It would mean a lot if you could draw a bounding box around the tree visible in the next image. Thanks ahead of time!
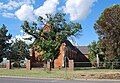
[22,13,82,61]
[88,41,105,67]
[6,39,30,67]
[88,41,99,62]
[8,39,30,62]
[94,5,120,61]
[0,24,12,62]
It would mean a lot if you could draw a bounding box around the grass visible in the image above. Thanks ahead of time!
[0,68,65,79]
[0,68,120,79]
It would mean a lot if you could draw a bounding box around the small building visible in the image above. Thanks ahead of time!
[54,40,91,67]
[30,23,91,68]
[76,46,89,58]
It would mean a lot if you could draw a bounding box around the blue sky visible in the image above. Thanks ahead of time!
[0,0,120,45]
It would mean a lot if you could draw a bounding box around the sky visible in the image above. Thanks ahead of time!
[0,0,120,46]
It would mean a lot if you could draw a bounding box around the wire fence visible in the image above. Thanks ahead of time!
[74,62,120,70]
[0,63,6,68]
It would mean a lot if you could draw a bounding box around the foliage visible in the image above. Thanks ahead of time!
[0,24,12,62]
[22,13,82,60]
[88,41,99,62]
[8,39,30,62]
[88,41,106,67]
[94,5,120,61]
[12,62,19,67]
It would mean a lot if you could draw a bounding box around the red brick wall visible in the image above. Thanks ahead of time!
[54,43,65,67]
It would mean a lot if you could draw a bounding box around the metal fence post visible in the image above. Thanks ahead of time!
[64,56,67,78]
[112,62,113,70]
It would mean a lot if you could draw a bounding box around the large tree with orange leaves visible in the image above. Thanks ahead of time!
[94,5,120,61]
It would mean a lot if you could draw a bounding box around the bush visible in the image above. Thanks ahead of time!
[12,62,19,67]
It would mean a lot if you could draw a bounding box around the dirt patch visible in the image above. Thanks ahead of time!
[71,72,120,79]
[99,72,120,79]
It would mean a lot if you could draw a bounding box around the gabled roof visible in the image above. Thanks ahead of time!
[76,46,88,54]
[62,40,89,55]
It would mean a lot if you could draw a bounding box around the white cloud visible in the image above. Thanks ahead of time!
[34,0,59,18]
[1,12,15,18]
[7,0,20,10]
[20,30,24,33]
[11,31,35,44]
[31,0,35,4]
[0,0,97,22]
[15,34,34,44]
[63,0,97,21]
[0,0,59,21]
[15,0,59,21]
[15,4,36,21]
[0,0,22,10]
[0,2,3,5]
[0,0,36,20]
[0,0,35,10]
[23,0,35,5]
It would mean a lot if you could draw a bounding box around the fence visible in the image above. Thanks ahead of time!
[1,61,120,70]
[74,62,120,70]
[0,63,6,68]
[0,62,26,69]
[0,61,120,79]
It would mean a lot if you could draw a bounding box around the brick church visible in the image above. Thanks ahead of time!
[30,23,91,68]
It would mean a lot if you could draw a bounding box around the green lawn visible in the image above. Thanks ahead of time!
[0,68,65,78]
[0,68,120,79]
